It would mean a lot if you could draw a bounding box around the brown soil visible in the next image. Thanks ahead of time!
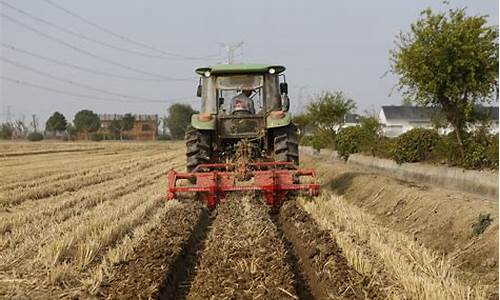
[278,201,382,299]
[303,153,499,292]
[100,201,206,299]
[186,196,297,299]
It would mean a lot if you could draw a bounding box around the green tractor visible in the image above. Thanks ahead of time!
[186,64,299,171]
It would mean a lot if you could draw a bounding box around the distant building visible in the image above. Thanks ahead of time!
[378,106,499,137]
[99,114,158,140]
[342,113,361,129]
[299,113,361,136]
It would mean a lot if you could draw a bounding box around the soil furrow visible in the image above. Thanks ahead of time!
[186,196,297,300]
[158,207,212,300]
[277,201,382,300]
[100,201,205,299]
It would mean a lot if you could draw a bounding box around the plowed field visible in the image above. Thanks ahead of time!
[0,141,495,299]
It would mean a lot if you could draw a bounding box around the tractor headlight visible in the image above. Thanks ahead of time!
[204,71,211,77]
[268,68,276,74]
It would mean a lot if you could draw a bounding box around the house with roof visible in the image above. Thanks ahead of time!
[378,106,499,137]
[99,114,158,140]
[342,113,361,129]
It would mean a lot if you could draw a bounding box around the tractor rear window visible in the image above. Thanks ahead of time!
[216,75,263,90]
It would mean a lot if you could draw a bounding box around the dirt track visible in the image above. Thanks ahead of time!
[0,141,496,299]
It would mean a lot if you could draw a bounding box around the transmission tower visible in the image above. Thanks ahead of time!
[1,105,13,123]
[218,42,244,64]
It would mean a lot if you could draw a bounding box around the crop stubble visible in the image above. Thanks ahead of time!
[0,142,185,298]
[2,141,468,299]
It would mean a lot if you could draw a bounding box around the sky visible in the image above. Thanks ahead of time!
[0,0,498,125]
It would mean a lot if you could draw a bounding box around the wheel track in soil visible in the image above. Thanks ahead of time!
[276,201,382,299]
[100,201,209,300]
[100,196,381,300]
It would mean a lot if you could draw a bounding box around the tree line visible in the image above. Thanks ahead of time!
[0,103,198,142]
[295,6,498,169]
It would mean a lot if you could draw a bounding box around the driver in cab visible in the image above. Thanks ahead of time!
[230,89,255,115]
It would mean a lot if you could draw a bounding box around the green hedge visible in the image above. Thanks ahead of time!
[302,121,497,170]
[90,132,104,142]
[433,130,498,169]
[311,130,335,151]
[27,132,44,142]
[391,128,440,164]
[369,136,394,159]
[335,126,364,160]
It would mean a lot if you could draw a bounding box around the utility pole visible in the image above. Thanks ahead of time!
[218,42,244,64]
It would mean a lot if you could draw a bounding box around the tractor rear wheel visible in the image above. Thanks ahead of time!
[185,126,211,172]
[273,124,299,166]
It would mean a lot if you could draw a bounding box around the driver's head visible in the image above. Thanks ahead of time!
[242,89,253,97]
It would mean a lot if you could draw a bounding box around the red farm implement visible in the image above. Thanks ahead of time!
[167,161,320,210]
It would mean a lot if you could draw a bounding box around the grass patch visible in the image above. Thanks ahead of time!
[472,214,493,236]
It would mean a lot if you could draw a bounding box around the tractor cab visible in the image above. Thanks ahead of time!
[195,64,289,117]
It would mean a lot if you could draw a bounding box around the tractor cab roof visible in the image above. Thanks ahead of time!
[195,64,285,76]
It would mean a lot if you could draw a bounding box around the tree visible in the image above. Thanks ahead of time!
[305,91,356,134]
[166,103,197,140]
[73,109,100,138]
[292,113,312,138]
[66,123,78,140]
[108,119,122,139]
[45,112,67,135]
[120,113,135,139]
[13,117,28,138]
[160,115,169,135]
[0,123,13,139]
[391,7,499,158]
[30,114,39,133]
[107,114,136,140]
[122,113,135,131]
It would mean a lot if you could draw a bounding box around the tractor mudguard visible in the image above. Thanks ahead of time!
[266,111,292,129]
[191,114,216,130]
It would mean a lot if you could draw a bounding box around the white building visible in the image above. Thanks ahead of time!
[378,105,499,137]
[342,113,361,129]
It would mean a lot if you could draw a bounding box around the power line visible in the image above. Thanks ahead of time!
[41,0,219,60]
[1,43,183,82]
[1,56,170,102]
[1,1,216,61]
[1,76,137,103]
[1,76,198,104]
[1,13,193,81]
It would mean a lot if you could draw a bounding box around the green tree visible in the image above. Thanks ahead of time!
[0,123,14,139]
[306,91,356,134]
[391,7,499,158]
[121,113,135,131]
[292,113,311,139]
[108,119,122,139]
[166,103,197,140]
[66,123,78,140]
[73,109,100,138]
[120,113,135,139]
[45,112,67,135]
